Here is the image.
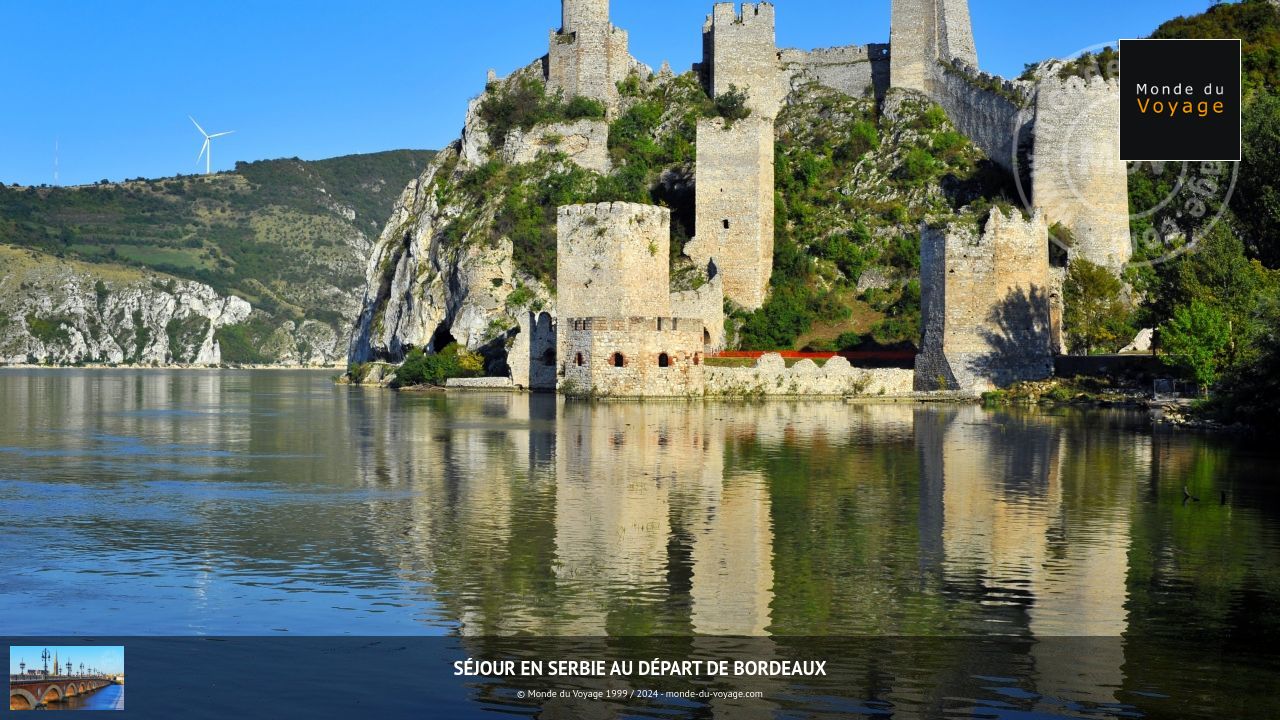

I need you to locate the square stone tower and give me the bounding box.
[547,0,632,115]
[916,209,1055,393]
[687,116,776,311]
[890,0,978,93]
[701,2,784,119]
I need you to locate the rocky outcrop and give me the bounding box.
[0,246,250,365]
[346,145,552,363]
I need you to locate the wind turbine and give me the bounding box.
[189,116,234,175]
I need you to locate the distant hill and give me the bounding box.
[0,150,434,365]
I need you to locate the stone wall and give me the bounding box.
[502,118,611,174]
[779,44,891,99]
[670,271,727,353]
[563,317,706,397]
[546,0,633,116]
[1032,74,1131,270]
[702,2,784,118]
[930,63,1034,172]
[688,117,775,310]
[509,311,557,391]
[916,209,1055,394]
[706,354,915,397]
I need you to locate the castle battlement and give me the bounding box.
[712,1,775,27]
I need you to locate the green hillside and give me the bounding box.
[0,150,433,362]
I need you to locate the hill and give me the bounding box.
[0,150,434,365]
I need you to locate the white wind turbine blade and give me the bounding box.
[207,131,234,139]
[197,138,209,164]
[189,115,209,138]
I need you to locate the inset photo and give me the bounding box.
[9,647,124,711]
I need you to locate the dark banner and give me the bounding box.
[6,636,1279,719]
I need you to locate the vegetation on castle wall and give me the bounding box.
[478,75,607,149]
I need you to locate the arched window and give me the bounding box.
[575,352,585,367]
[704,329,711,345]
[541,349,555,366]
[722,219,730,230]
[658,353,671,368]
[611,352,626,368]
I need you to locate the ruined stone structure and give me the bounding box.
[687,116,775,311]
[779,44,891,100]
[502,118,612,175]
[888,0,1131,271]
[556,203,714,397]
[700,2,785,118]
[915,209,1056,394]
[546,0,635,115]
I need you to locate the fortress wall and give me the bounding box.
[706,354,915,397]
[502,118,611,174]
[915,209,1055,394]
[704,2,784,118]
[930,62,1034,172]
[670,272,727,353]
[779,44,891,99]
[1033,75,1131,269]
[688,117,775,311]
[509,311,557,391]
[547,13,632,115]
[563,317,706,397]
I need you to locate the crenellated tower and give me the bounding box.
[701,2,784,119]
[547,0,633,115]
[889,0,978,94]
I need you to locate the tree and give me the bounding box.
[1236,91,1280,267]
[713,85,752,123]
[1159,300,1231,392]
[1063,259,1134,355]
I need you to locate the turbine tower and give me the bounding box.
[189,115,234,175]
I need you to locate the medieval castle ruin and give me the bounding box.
[497,0,1131,397]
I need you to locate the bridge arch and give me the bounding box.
[10,688,38,711]
[65,683,79,697]
[40,684,64,705]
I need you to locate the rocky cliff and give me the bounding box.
[0,150,433,365]
[0,246,250,364]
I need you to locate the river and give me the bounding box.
[0,369,1277,717]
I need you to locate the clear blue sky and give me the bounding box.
[0,0,1214,187]
[9,646,124,675]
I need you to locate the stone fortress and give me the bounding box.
[498,0,1132,397]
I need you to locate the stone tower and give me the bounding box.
[890,0,978,93]
[688,116,776,311]
[701,2,784,118]
[915,209,1055,393]
[547,0,632,115]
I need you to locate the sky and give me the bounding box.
[9,646,124,675]
[0,0,1216,187]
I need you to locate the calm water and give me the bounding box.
[1,369,1278,717]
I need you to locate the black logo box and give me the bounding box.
[1119,38,1241,162]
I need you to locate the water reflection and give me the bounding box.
[1,370,1279,716]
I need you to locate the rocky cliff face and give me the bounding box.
[347,145,543,363]
[0,246,250,365]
